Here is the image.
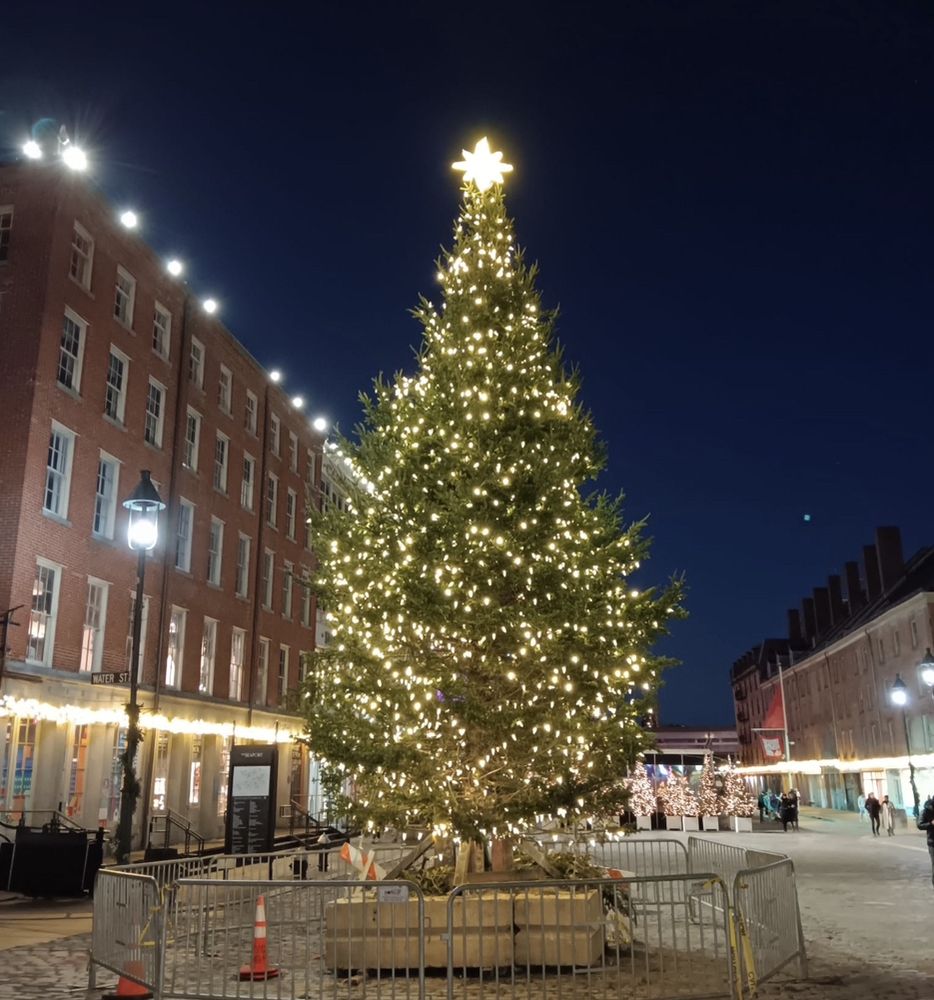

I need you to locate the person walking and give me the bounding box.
[919,795,934,889]
[857,792,866,823]
[880,795,896,837]
[789,788,800,831]
[780,791,795,832]
[865,792,882,836]
[758,790,768,823]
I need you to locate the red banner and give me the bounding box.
[759,734,785,759]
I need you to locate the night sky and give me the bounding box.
[4,2,933,726]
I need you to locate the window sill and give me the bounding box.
[68,275,93,297]
[144,439,164,452]
[56,382,83,402]
[41,510,71,528]
[206,581,223,591]
[102,413,127,431]
[174,566,193,577]
[90,531,118,546]
[115,319,135,335]
[213,486,229,498]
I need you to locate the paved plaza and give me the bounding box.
[0,808,931,1000]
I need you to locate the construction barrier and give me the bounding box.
[89,870,162,998]
[91,836,805,999]
[733,858,808,992]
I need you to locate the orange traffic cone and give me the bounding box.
[239,894,279,981]
[102,961,153,999]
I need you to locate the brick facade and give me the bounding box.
[0,162,328,845]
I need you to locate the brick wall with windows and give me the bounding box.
[0,162,326,837]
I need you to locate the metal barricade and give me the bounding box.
[161,877,426,999]
[90,870,163,995]
[446,874,736,1000]
[687,836,751,892]
[732,859,808,993]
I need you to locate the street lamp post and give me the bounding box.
[889,673,920,820]
[115,470,165,865]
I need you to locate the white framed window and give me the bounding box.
[229,627,246,701]
[266,473,278,527]
[288,431,298,473]
[262,549,274,609]
[189,337,205,388]
[286,489,297,540]
[165,607,186,688]
[153,303,171,359]
[125,593,150,682]
[282,560,293,619]
[241,454,255,510]
[878,638,885,664]
[26,559,61,665]
[218,364,232,414]
[278,645,290,701]
[207,517,224,586]
[92,453,120,539]
[305,508,313,550]
[893,629,901,657]
[235,534,251,598]
[213,432,229,492]
[270,413,280,456]
[175,499,194,572]
[0,206,12,262]
[300,568,311,627]
[69,222,93,289]
[256,638,270,706]
[79,578,109,674]
[114,266,136,327]
[184,408,201,470]
[199,618,217,694]
[104,347,129,424]
[58,309,86,393]
[911,619,919,649]
[245,390,258,435]
[44,422,74,519]
[189,735,202,805]
[145,379,165,447]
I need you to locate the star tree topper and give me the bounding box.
[452,136,513,191]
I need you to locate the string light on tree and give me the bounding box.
[301,135,683,846]
[658,772,698,817]
[698,751,722,816]
[625,760,656,816]
[721,763,756,817]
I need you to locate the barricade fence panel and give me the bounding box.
[733,860,808,990]
[91,870,162,993]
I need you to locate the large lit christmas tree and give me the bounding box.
[721,765,756,817]
[303,138,683,845]
[697,751,722,816]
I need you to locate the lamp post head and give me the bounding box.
[920,649,934,689]
[890,673,909,708]
[123,470,166,552]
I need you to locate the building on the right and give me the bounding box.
[731,526,934,814]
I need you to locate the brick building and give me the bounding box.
[0,159,331,848]
[731,527,934,812]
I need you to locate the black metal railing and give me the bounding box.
[148,809,205,856]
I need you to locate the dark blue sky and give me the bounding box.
[4,2,933,725]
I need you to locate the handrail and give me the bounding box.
[0,810,88,834]
[148,809,205,856]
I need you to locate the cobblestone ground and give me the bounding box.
[0,810,931,1000]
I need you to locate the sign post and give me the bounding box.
[224,745,278,855]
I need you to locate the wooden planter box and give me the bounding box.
[731,816,753,833]
[681,816,699,832]
[701,816,719,832]
[664,815,683,831]
[635,814,652,831]
[325,890,513,970]
[514,888,604,967]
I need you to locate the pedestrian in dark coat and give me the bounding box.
[918,795,934,888]
[779,792,795,832]
[865,792,882,836]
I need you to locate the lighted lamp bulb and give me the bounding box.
[291,395,304,408]
[923,666,934,688]
[269,370,282,383]
[22,140,42,160]
[202,298,218,314]
[452,137,513,192]
[128,519,158,550]
[62,145,88,171]
[891,688,908,707]
[166,259,184,277]
[313,416,328,433]
[120,210,138,229]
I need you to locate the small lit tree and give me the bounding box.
[658,772,698,816]
[625,760,656,816]
[698,752,721,816]
[721,765,756,817]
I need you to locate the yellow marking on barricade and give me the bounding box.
[697,876,757,999]
[732,880,758,998]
